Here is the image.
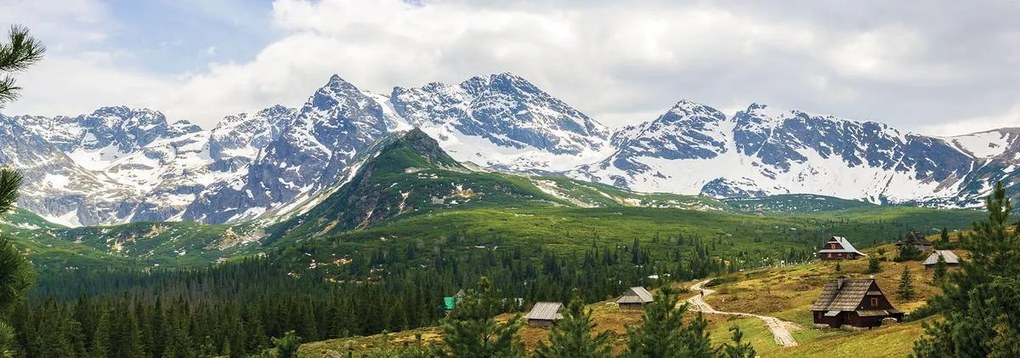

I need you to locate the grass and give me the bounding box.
[698,243,946,357]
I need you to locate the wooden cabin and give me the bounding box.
[897,231,933,252]
[811,276,903,329]
[817,236,866,260]
[617,287,654,309]
[525,302,563,327]
[922,250,960,270]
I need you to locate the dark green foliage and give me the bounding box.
[0,236,31,311]
[437,277,524,357]
[867,255,881,274]
[0,25,45,104]
[931,254,947,284]
[934,227,951,249]
[271,331,301,358]
[914,182,1020,357]
[0,169,29,358]
[897,266,915,300]
[0,169,20,216]
[704,276,737,287]
[717,326,756,358]
[0,321,15,358]
[534,292,613,358]
[625,287,713,358]
[895,242,921,262]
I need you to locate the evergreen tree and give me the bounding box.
[717,326,756,358]
[936,227,950,249]
[896,241,921,262]
[0,25,45,104]
[0,321,14,358]
[834,261,841,273]
[867,255,881,274]
[625,287,712,358]
[914,182,1020,357]
[897,266,915,300]
[271,330,301,358]
[437,277,524,357]
[931,254,947,285]
[533,293,612,358]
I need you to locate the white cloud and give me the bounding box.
[3,0,1020,135]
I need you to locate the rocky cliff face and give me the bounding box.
[2,73,1017,226]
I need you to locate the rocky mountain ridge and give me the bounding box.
[1,73,1016,226]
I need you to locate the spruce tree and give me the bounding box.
[533,293,612,358]
[717,326,756,358]
[271,330,301,358]
[437,277,524,357]
[897,266,915,301]
[914,182,1020,357]
[936,227,950,249]
[625,287,712,358]
[867,255,881,274]
[931,254,947,285]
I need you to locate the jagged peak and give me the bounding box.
[660,99,725,122]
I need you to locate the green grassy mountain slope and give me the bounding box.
[0,129,987,273]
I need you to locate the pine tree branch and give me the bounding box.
[0,169,21,218]
[0,25,45,73]
[0,75,19,105]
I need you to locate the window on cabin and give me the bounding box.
[871,298,878,307]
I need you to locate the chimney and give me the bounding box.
[837,275,847,289]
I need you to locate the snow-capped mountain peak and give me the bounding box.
[2,74,1017,226]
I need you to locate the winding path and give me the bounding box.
[685,279,800,347]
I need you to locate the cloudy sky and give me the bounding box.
[1,0,1018,135]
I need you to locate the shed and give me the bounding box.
[811,276,903,329]
[922,250,960,270]
[525,302,563,327]
[817,236,866,260]
[617,287,654,309]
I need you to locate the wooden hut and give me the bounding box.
[811,276,903,329]
[617,287,654,309]
[525,302,563,327]
[922,250,960,270]
[897,231,933,252]
[817,236,866,260]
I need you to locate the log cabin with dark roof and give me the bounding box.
[817,236,866,260]
[811,276,903,330]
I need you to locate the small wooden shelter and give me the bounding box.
[922,250,960,270]
[817,236,866,260]
[525,302,563,327]
[896,231,933,252]
[617,287,654,309]
[811,276,903,329]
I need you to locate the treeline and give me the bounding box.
[13,237,738,357]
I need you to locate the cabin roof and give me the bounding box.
[526,302,563,321]
[922,250,960,265]
[617,287,654,304]
[810,277,879,311]
[817,236,866,255]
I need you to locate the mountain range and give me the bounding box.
[1,72,1017,226]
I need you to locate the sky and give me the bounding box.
[1,0,1019,136]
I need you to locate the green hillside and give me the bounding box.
[0,130,986,274]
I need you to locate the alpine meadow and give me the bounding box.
[1,1,1019,357]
